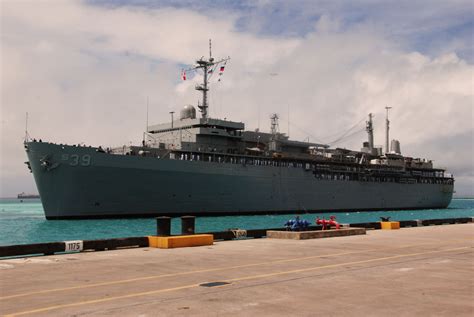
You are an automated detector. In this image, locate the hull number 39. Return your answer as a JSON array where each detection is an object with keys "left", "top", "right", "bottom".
[{"left": 62, "top": 154, "right": 91, "bottom": 166}]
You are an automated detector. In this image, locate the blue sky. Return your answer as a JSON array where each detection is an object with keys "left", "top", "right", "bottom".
[{"left": 88, "top": 0, "right": 474, "bottom": 62}]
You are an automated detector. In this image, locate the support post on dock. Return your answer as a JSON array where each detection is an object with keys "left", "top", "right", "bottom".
[
  {"left": 181, "top": 216, "right": 195, "bottom": 235},
  {"left": 156, "top": 217, "right": 171, "bottom": 236}
]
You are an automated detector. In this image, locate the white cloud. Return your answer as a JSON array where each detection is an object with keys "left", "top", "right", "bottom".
[{"left": 1, "top": 0, "right": 473, "bottom": 196}]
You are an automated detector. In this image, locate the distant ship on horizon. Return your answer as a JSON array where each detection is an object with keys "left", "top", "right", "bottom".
[
  {"left": 17, "top": 192, "right": 40, "bottom": 199},
  {"left": 24, "top": 40, "right": 454, "bottom": 219}
]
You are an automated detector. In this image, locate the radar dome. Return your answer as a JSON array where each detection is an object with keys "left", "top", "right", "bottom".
[{"left": 180, "top": 105, "right": 196, "bottom": 120}]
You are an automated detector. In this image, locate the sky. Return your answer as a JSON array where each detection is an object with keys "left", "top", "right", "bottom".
[{"left": 1, "top": 0, "right": 473, "bottom": 197}]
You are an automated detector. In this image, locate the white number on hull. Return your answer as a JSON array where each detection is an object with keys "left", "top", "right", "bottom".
[
  {"left": 81, "top": 155, "right": 91, "bottom": 166},
  {"left": 69, "top": 154, "right": 91, "bottom": 166},
  {"left": 70, "top": 155, "right": 79, "bottom": 166}
]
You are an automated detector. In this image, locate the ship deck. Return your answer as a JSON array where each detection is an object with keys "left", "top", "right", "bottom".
[{"left": 1, "top": 224, "right": 473, "bottom": 316}]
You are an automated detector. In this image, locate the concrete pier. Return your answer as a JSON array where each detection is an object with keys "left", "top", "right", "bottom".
[{"left": 0, "top": 224, "right": 473, "bottom": 316}]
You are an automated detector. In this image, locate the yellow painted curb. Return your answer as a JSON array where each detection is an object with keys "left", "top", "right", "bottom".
[
  {"left": 148, "top": 234, "right": 213, "bottom": 248},
  {"left": 380, "top": 221, "right": 400, "bottom": 230}
]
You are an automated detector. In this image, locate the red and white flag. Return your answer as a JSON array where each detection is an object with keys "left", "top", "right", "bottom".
[
  {"left": 218, "top": 65, "right": 225, "bottom": 79},
  {"left": 181, "top": 70, "right": 186, "bottom": 81}
]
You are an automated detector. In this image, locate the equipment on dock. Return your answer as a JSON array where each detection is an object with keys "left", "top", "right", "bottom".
[
  {"left": 156, "top": 217, "right": 171, "bottom": 236},
  {"left": 284, "top": 216, "right": 310, "bottom": 231},
  {"left": 316, "top": 216, "right": 340, "bottom": 230},
  {"left": 181, "top": 216, "right": 196, "bottom": 235}
]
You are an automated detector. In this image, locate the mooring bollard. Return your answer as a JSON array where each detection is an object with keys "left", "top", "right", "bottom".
[
  {"left": 156, "top": 217, "right": 171, "bottom": 236},
  {"left": 181, "top": 216, "right": 195, "bottom": 235}
]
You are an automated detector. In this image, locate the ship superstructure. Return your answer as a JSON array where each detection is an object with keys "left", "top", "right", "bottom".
[{"left": 24, "top": 42, "right": 454, "bottom": 219}]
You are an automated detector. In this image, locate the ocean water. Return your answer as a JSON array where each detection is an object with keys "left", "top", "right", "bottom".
[{"left": 0, "top": 198, "right": 472, "bottom": 246}]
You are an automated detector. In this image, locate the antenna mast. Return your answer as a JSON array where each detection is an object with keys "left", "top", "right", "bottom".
[
  {"left": 269, "top": 113, "right": 280, "bottom": 152},
  {"left": 186, "top": 39, "right": 230, "bottom": 119},
  {"left": 24, "top": 112, "right": 29, "bottom": 143},
  {"left": 209, "top": 38, "right": 212, "bottom": 60},
  {"left": 287, "top": 104, "right": 290, "bottom": 137},
  {"left": 366, "top": 113, "right": 374, "bottom": 155},
  {"left": 385, "top": 106, "right": 392, "bottom": 154},
  {"left": 143, "top": 97, "right": 149, "bottom": 145},
  {"left": 257, "top": 103, "right": 261, "bottom": 131},
  {"left": 146, "top": 97, "right": 149, "bottom": 132},
  {"left": 270, "top": 113, "right": 279, "bottom": 136}
]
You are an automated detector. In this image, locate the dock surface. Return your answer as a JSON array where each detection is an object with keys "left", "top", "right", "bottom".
[{"left": 1, "top": 224, "right": 473, "bottom": 316}]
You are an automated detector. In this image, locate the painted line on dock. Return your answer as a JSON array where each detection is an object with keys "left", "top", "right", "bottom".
[
  {"left": 0, "top": 237, "right": 471, "bottom": 301},
  {"left": 0, "top": 250, "right": 368, "bottom": 300},
  {"left": 4, "top": 246, "right": 471, "bottom": 317},
  {"left": 224, "top": 246, "right": 472, "bottom": 283}
]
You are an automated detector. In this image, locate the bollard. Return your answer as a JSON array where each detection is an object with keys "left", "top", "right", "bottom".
[
  {"left": 156, "top": 217, "right": 171, "bottom": 236},
  {"left": 181, "top": 216, "right": 195, "bottom": 235}
]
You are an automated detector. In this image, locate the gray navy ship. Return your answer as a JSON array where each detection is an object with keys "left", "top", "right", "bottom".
[{"left": 24, "top": 42, "right": 454, "bottom": 219}]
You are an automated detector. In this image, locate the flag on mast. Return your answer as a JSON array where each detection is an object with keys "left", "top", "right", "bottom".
[
  {"left": 219, "top": 66, "right": 225, "bottom": 74},
  {"left": 218, "top": 62, "right": 226, "bottom": 81}
]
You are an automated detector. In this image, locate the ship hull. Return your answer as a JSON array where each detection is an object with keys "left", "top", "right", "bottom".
[{"left": 26, "top": 142, "right": 454, "bottom": 219}]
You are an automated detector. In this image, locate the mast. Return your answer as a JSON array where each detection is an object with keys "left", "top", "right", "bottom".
[
  {"left": 287, "top": 104, "right": 290, "bottom": 137},
  {"left": 143, "top": 98, "right": 149, "bottom": 145},
  {"left": 189, "top": 39, "right": 230, "bottom": 119},
  {"left": 269, "top": 113, "right": 280, "bottom": 152},
  {"left": 24, "top": 112, "right": 29, "bottom": 143},
  {"left": 385, "top": 106, "right": 392, "bottom": 154},
  {"left": 146, "top": 97, "right": 149, "bottom": 132},
  {"left": 270, "top": 113, "right": 279, "bottom": 136},
  {"left": 366, "top": 113, "right": 374, "bottom": 155}
]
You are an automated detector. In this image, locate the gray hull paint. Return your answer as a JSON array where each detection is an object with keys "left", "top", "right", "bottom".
[{"left": 27, "top": 142, "right": 454, "bottom": 219}]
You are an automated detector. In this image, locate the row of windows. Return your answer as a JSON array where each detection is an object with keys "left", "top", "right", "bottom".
[
  {"left": 171, "top": 153, "right": 304, "bottom": 167},
  {"left": 314, "top": 173, "right": 453, "bottom": 185},
  {"left": 169, "top": 152, "right": 453, "bottom": 185}
]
